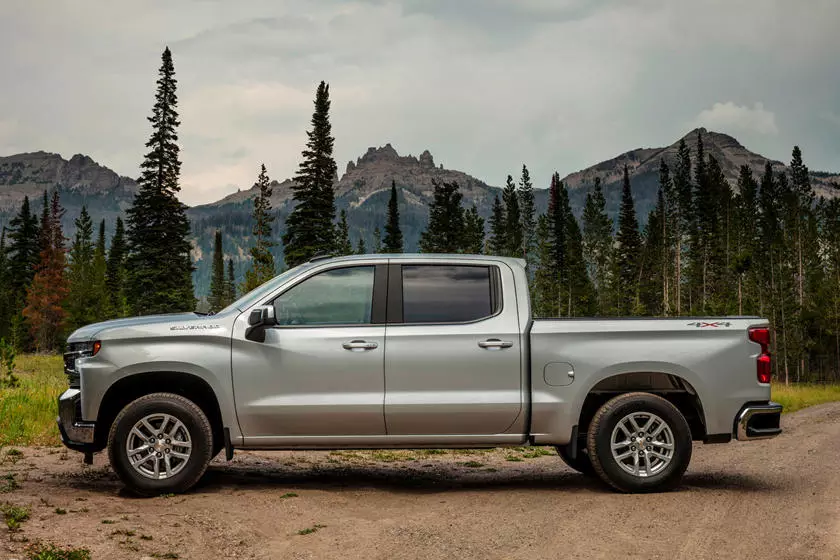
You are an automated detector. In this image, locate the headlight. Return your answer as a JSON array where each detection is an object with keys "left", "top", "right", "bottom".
[{"left": 63, "top": 341, "right": 101, "bottom": 388}]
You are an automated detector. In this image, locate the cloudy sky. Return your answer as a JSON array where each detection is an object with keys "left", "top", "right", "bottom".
[{"left": 1, "top": 0, "right": 838, "bottom": 205}]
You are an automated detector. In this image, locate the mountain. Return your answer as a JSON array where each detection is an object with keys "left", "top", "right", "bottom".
[
  {"left": 557, "top": 128, "right": 840, "bottom": 221},
  {"left": 0, "top": 151, "right": 137, "bottom": 235},
  {"left": 3, "top": 129, "right": 838, "bottom": 296},
  {"left": 188, "top": 144, "right": 500, "bottom": 294}
]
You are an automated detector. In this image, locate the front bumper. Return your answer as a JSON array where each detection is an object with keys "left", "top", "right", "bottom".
[
  {"left": 735, "top": 401, "right": 783, "bottom": 440},
  {"left": 56, "top": 389, "right": 99, "bottom": 453}
]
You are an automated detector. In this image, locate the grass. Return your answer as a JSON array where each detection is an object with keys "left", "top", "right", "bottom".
[
  {"left": 297, "top": 524, "right": 326, "bottom": 535},
  {"left": 2, "top": 502, "right": 30, "bottom": 530},
  {"left": 24, "top": 543, "right": 91, "bottom": 560},
  {"left": 0, "top": 355, "right": 65, "bottom": 446},
  {"left": 772, "top": 383, "right": 840, "bottom": 414},
  {"left": 0, "top": 473, "right": 20, "bottom": 493}
]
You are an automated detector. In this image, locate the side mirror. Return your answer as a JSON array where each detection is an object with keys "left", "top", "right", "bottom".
[{"left": 245, "top": 305, "right": 276, "bottom": 342}]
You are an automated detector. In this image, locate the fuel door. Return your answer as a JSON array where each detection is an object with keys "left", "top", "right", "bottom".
[{"left": 543, "top": 362, "right": 575, "bottom": 387}]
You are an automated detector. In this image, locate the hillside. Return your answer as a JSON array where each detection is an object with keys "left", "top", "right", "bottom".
[
  {"left": 558, "top": 128, "right": 840, "bottom": 220},
  {"left": 0, "top": 151, "right": 137, "bottom": 234},
  {"left": 2, "top": 129, "right": 838, "bottom": 296}
]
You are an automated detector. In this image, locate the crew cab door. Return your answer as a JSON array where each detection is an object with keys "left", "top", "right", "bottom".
[
  {"left": 231, "top": 264, "right": 387, "bottom": 442},
  {"left": 383, "top": 262, "right": 523, "bottom": 436}
]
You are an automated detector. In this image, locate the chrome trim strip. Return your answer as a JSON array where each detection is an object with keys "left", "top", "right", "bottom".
[{"left": 736, "top": 402, "right": 783, "bottom": 441}]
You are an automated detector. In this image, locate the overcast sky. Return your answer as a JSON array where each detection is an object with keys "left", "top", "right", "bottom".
[{"left": 1, "top": 0, "right": 838, "bottom": 205}]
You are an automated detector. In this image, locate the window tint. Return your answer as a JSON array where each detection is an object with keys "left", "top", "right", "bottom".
[
  {"left": 273, "top": 266, "right": 375, "bottom": 326},
  {"left": 402, "top": 265, "right": 494, "bottom": 323}
]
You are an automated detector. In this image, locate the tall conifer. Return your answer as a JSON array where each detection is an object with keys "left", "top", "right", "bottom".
[
  {"left": 125, "top": 47, "right": 195, "bottom": 315},
  {"left": 615, "top": 165, "right": 641, "bottom": 314},
  {"left": 382, "top": 181, "right": 403, "bottom": 253},
  {"left": 243, "top": 164, "right": 276, "bottom": 291},
  {"left": 284, "top": 81, "right": 338, "bottom": 267},
  {"left": 208, "top": 230, "right": 226, "bottom": 313}
]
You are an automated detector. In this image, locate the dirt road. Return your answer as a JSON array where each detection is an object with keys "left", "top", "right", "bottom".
[{"left": 2, "top": 403, "right": 839, "bottom": 560}]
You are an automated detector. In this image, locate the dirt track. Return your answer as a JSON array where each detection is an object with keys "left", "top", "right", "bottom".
[{"left": 2, "top": 403, "right": 839, "bottom": 560}]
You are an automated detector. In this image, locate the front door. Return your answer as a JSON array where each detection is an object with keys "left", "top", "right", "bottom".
[
  {"left": 232, "top": 265, "right": 387, "bottom": 441},
  {"left": 384, "top": 263, "right": 523, "bottom": 436}
]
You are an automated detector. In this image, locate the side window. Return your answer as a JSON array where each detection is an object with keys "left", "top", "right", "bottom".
[
  {"left": 273, "top": 266, "right": 375, "bottom": 326},
  {"left": 402, "top": 265, "right": 498, "bottom": 323}
]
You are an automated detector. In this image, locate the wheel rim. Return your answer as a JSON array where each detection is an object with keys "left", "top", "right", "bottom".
[
  {"left": 125, "top": 413, "right": 192, "bottom": 480},
  {"left": 610, "top": 411, "right": 675, "bottom": 478}
]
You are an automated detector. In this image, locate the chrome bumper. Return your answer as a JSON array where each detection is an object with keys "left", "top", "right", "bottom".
[
  {"left": 57, "top": 389, "right": 95, "bottom": 445},
  {"left": 736, "top": 402, "right": 783, "bottom": 441}
]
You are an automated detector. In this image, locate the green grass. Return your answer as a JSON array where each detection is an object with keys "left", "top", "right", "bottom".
[
  {"left": 2, "top": 502, "right": 30, "bottom": 530},
  {"left": 297, "top": 524, "right": 326, "bottom": 535},
  {"left": 0, "top": 355, "right": 65, "bottom": 446},
  {"left": 772, "top": 383, "right": 840, "bottom": 413},
  {"left": 24, "top": 543, "right": 92, "bottom": 560}
]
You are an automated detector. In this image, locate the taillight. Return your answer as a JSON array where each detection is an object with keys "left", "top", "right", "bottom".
[{"left": 748, "top": 327, "right": 771, "bottom": 384}]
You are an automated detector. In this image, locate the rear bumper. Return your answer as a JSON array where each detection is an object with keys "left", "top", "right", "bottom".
[
  {"left": 56, "top": 389, "right": 99, "bottom": 453},
  {"left": 735, "top": 401, "right": 783, "bottom": 441}
]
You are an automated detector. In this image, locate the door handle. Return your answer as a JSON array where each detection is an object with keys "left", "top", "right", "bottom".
[
  {"left": 342, "top": 340, "right": 378, "bottom": 351},
  {"left": 478, "top": 339, "right": 513, "bottom": 349}
]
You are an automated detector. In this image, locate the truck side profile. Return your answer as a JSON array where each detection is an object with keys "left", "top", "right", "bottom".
[{"left": 58, "top": 254, "right": 782, "bottom": 495}]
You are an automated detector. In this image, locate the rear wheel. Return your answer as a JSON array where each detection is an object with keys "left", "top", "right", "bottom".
[
  {"left": 556, "top": 444, "right": 595, "bottom": 475},
  {"left": 107, "top": 393, "right": 214, "bottom": 497},
  {"left": 587, "top": 392, "right": 692, "bottom": 493}
]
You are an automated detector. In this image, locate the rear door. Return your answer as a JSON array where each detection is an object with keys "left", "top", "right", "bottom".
[{"left": 383, "top": 262, "right": 523, "bottom": 435}]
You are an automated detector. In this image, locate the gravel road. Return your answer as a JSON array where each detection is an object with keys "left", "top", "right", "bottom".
[{"left": 1, "top": 403, "right": 838, "bottom": 560}]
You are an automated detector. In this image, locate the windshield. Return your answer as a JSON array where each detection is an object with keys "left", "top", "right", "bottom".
[{"left": 218, "top": 263, "right": 313, "bottom": 314}]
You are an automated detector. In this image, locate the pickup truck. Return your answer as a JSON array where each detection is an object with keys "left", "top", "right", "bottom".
[{"left": 58, "top": 254, "right": 782, "bottom": 495}]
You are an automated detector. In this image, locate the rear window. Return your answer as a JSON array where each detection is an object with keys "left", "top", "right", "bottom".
[{"left": 402, "top": 265, "right": 497, "bottom": 323}]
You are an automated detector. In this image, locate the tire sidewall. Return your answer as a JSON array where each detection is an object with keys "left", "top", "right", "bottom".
[
  {"left": 588, "top": 394, "right": 692, "bottom": 493},
  {"left": 108, "top": 395, "right": 212, "bottom": 496}
]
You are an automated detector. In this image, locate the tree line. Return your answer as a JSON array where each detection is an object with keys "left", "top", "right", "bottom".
[{"left": 0, "top": 46, "right": 838, "bottom": 385}]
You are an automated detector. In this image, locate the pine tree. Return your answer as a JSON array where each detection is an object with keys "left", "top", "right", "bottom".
[
  {"left": 23, "top": 191, "right": 68, "bottom": 352},
  {"left": 518, "top": 164, "right": 536, "bottom": 265},
  {"left": 125, "top": 46, "right": 195, "bottom": 315},
  {"left": 373, "top": 227, "right": 383, "bottom": 253},
  {"left": 356, "top": 237, "right": 367, "bottom": 255},
  {"left": 672, "top": 139, "right": 692, "bottom": 313},
  {"left": 615, "top": 164, "right": 642, "bottom": 314},
  {"left": 90, "top": 220, "right": 108, "bottom": 322},
  {"left": 382, "top": 181, "right": 404, "bottom": 253},
  {"left": 8, "top": 196, "right": 40, "bottom": 294},
  {"left": 419, "top": 181, "right": 465, "bottom": 253},
  {"left": 208, "top": 230, "right": 226, "bottom": 313},
  {"left": 488, "top": 195, "right": 506, "bottom": 255},
  {"left": 502, "top": 175, "right": 522, "bottom": 258},
  {"left": 283, "top": 81, "right": 338, "bottom": 267},
  {"left": 582, "top": 177, "right": 614, "bottom": 314},
  {"left": 336, "top": 210, "right": 353, "bottom": 255},
  {"left": 564, "top": 202, "right": 595, "bottom": 317},
  {"left": 733, "top": 165, "right": 759, "bottom": 315},
  {"left": 243, "top": 164, "right": 276, "bottom": 291},
  {"left": 462, "top": 205, "right": 485, "bottom": 254},
  {"left": 0, "top": 228, "right": 10, "bottom": 341},
  {"left": 67, "top": 207, "right": 97, "bottom": 331},
  {"left": 640, "top": 187, "right": 667, "bottom": 315},
  {"left": 532, "top": 215, "right": 556, "bottom": 317},
  {"left": 106, "top": 217, "right": 128, "bottom": 317},
  {"left": 225, "top": 259, "right": 237, "bottom": 306},
  {"left": 548, "top": 173, "right": 567, "bottom": 313}
]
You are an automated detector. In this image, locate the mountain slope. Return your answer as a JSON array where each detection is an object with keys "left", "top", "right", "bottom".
[{"left": 0, "top": 151, "right": 137, "bottom": 234}]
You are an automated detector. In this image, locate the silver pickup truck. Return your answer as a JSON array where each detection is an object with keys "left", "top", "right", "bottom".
[{"left": 58, "top": 254, "right": 782, "bottom": 495}]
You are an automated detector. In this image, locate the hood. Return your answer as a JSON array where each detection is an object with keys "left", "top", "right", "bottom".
[{"left": 67, "top": 313, "right": 203, "bottom": 343}]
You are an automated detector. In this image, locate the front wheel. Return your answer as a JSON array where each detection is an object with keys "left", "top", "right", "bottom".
[
  {"left": 107, "top": 393, "right": 214, "bottom": 497},
  {"left": 587, "top": 392, "right": 692, "bottom": 493}
]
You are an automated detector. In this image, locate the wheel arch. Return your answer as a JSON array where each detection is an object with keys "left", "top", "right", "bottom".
[
  {"left": 94, "top": 371, "right": 225, "bottom": 451},
  {"left": 573, "top": 366, "right": 708, "bottom": 443}
]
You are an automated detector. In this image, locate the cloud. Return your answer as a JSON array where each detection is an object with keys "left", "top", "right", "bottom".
[{"left": 692, "top": 102, "right": 779, "bottom": 136}]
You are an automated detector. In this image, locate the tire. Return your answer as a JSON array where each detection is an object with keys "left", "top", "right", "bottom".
[
  {"left": 587, "top": 392, "right": 692, "bottom": 493},
  {"left": 556, "top": 444, "right": 595, "bottom": 476},
  {"left": 108, "top": 392, "right": 214, "bottom": 497}
]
